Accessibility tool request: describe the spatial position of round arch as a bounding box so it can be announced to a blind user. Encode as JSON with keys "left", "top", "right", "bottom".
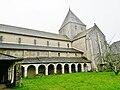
{"left": 57, "top": 64, "right": 62, "bottom": 74}
{"left": 64, "top": 64, "right": 69, "bottom": 73}
{"left": 48, "top": 64, "right": 54, "bottom": 75}
{"left": 38, "top": 65, "right": 45, "bottom": 75}
{"left": 71, "top": 64, "right": 76, "bottom": 73}
{"left": 27, "top": 65, "right": 36, "bottom": 77}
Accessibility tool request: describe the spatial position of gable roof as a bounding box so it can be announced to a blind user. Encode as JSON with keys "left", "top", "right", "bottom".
{"left": 0, "top": 24, "right": 70, "bottom": 41}
{"left": 73, "top": 23, "right": 105, "bottom": 41}
{"left": 60, "top": 9, "right": 86, "bottom": 29}
{"left": 73, "top": 30, "right": 88, "bottom": 41}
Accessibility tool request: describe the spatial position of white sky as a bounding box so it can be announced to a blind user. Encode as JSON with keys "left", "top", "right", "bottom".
{"left": 0, "top": 0, "right": 120, "bottom": 44}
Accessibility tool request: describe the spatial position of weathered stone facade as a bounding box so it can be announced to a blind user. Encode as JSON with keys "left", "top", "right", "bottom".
{"left": 110, "top": 41, "right": 120, "bottom": 54}
{"left": 0, "top": 9, "right": 108, "bottom": 78}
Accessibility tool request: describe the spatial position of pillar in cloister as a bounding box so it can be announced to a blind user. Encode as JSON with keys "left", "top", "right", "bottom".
{"left": 24, "top": 66, "right": 28, "bottom": 77}
{"left": 54, "top": 64, "right": 57, "bottom": 74}
{"left": 75, "top": 63, "right": 78, "bottom": 72}
{"left": 62, "top": 64, "right": 65, "bottom": 74}
{"left": 69, "top": 64, "right": 72, "bottom": 73}
{"left": 81, "top": 63, "right": 84, "bottom": 72}
{"left": 35, "top": 65, "right": 39, "bottom": 75}
{"left": 45, "top": 65, "right": 48, "bottom": 75}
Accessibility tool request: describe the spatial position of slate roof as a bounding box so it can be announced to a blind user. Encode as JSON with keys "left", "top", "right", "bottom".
{"left": 0, "top": 24, "right": 70, "bottom": 41}
{"left": 0, "top": 43, "right": 82, "bottom": 53}
{"left": 0, "top": 53, "right": 22, "bottom": 61}
{"left": 60, "top": 9, "right": 86, "bottom": 29}
{"left": 21, "top": 57, "right": 91, "bottom": 64}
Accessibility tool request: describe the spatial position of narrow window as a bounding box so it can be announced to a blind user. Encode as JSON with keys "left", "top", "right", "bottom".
{"left": 58, "top": 42, "right": 60, "bottom": 47}
{"left": 75, "top": 25, "right": 77, "bottom": 30}
{"left": 75, "top": 53, "right": 77, "bottom": 57}
{"left": 81, "top": 27, "right": 83, "bottom": 30}
{"left": 34, "top": 39, "right": 37, "bottom": 45}
{"left": 0, "top": 36, "right": 3, "bottom": 43}
{"left": 58, "top": 53, "right": 60, "bottom": 57}
{"left": 37, "top": 51, "right": 39, "bottom": 56}
{"left": 67, "top": 43, "right": 69, "bottom": 48}
{"left": 18, "top": 38, "right": 21, "bottom": 44}
{"left": 47, "top": 41, "right": 49, "bottom": 46}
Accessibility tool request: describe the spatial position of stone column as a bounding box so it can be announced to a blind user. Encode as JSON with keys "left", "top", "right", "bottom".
{"left": 69, "top": 64, "right": 72, "bottom": 73}
{"left": 75, "top": 63, "right": 78, "bottom": 72}
{"left": 54, "top": 64, "right": 57, "bottom": 74}
{"left": 11, "top": 64, "right": 15, "bottom": 83}
{"left": 35, "top": 64, "right": 40, "bottom": 75}
{"left": 24, "top": 66, "right": 28, "bottom": 77}
{"left": 81, "top": 63, "right": 84, "bottom": 72}
{"left": 45, "top": 65, "right": 48, "bottom": 75}
{"left": 35, "top": 66, "right": 39, "bottom": 75}
{"left": 62, "top": 64, "right": 65, "bottom": 74}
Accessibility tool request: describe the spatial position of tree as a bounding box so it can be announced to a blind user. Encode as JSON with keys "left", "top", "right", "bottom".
{"left": 105, "top": 53, "right": 120, "bottom": 75}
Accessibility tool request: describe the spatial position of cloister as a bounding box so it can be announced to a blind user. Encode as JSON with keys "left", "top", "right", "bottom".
{"left": 22, "top": 62, "right": 91, "bottom": 77}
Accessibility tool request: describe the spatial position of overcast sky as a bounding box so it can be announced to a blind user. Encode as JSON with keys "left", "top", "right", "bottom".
{"left": 0, "top": 0, "right": 120, "bottom": 44}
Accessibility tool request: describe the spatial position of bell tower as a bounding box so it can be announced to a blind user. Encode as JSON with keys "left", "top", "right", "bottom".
{"left": 59, "top": 9, "right": 86, "bottom": 39}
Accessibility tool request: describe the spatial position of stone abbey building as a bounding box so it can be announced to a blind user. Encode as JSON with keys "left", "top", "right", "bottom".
{"left": 0, "top": 9, "right": 107, "bottom": 83}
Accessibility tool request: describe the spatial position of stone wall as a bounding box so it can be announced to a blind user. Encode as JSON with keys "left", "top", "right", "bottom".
{"left": 0, "top": 32, "right": 71, "bottom": 48}
{"left": 0, "top": 49, "right": 82, "bottom": 58}
{"left": 59, "top": 22, "right": 86, "bottom": 39}
{"left": 110, "top": 41, "right": 120, "bottom": 54}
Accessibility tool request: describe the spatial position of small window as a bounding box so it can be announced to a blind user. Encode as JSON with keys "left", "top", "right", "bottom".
{"left": 75, "top": 53, "right": 77, "bottom": 57}
{"left": 18, "top": 38, "right": 21, "bottom": 44}
{"left": 0, "top": 36, "right": 3, "bottom": 43}
{"left": 37, "top": 51, "right": 39, "bottom": 56}
{"left": 81, "top": 27, "right": 83, "bottom": 30}
{"left": 58, "top": 53, "right": 60, "bottom": 57}
{"left": 58, "top": 42, "right": 60, "bottom": 47}
{"left": 47, "top": 41, "right": 49, "bottom": 46}
{"left": 34, "top": 39, "right": 37, "bottom": 45}
{"left": 75, "top": 25, "right": 77, "bottom": 30}
{"left": 67, "top": 43, "right": 69, "bottom": 48}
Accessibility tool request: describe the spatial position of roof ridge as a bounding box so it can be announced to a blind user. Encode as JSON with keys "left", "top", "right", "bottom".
{"left": 0, "top": 24, "right": 70, "bottom": 41}
{"left": 0, "top": 24, "right": 60, "bottom": 35}
{"left": 60, "top": 9, "right": 86, "bottom": 29}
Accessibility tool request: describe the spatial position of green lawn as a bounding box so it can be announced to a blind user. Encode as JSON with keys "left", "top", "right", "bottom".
{"left": 13, "top": 72, "right": 120, "bottom": 90}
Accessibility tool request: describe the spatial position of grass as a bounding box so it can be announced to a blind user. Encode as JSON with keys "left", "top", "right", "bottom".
{"left": 12, "top": 72, "right": 120, "bottom": 90}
